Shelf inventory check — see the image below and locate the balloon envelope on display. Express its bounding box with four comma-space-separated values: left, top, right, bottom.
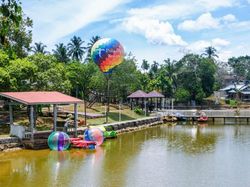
91, 38, 124, 73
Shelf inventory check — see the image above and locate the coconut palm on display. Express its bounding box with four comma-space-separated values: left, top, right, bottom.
202, 46, 218, 59
67, 36, 85, 61
85, 35, 101, 63
141, 59, 149, 73
52, 43, 69, 63
32, 42, 48, 54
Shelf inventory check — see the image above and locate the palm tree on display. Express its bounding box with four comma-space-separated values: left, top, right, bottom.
85, 36, 101, 63
32, 42, 48, 54
141, 59, 149, 73
202, 46, 218, 59
67, 36, 85, 61
52, 43, 69, 63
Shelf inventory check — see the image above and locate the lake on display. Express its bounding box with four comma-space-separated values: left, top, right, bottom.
1, 123, 250, 187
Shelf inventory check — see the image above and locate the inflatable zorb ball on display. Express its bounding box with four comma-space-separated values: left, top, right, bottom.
48, 131, 70, 151
84, 128, 104, 146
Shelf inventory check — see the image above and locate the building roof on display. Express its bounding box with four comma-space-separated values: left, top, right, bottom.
220, 84, 247, 91
147, 91, 164, 98
0, 91, 83, 105
127, 90, 148, 98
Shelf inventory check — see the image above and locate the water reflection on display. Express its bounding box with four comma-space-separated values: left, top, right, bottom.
161, 124, 219, 154
2, 125, 250, 186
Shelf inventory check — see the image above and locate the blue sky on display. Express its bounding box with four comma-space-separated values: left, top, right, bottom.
22, 0, 250, 66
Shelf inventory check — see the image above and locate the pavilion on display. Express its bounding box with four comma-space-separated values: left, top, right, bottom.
0, 91, 83, 140
147, 91, 164, 110
127, 90, 165, 111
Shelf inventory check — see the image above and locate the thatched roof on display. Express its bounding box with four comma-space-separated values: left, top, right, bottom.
127, 90, 148, 98
147, 91, 164, 98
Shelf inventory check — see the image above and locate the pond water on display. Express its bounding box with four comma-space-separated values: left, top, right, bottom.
1, 124, 250, 187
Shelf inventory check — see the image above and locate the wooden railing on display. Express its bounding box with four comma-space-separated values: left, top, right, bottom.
161, 109, 250, 117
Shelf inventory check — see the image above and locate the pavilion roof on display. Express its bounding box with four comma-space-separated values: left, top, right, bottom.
147, 91, 164, 98
127, 90, 148, 98
0, 91, 83, 105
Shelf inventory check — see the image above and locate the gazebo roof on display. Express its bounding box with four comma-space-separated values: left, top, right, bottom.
127, 90, 148, 98
147, 91, 164, 98
0, 91, 83, 105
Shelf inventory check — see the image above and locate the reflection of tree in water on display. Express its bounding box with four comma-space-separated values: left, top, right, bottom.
164, 125, 219, 154
101, 128, 158, 186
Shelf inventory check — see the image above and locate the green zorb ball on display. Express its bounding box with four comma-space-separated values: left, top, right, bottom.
47, 131, 70, 151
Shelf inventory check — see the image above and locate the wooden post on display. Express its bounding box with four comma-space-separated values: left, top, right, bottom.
74, 103, 78, 137
9, 104, 13, 125
53, 104, 57, 131
30, 105, 34, 141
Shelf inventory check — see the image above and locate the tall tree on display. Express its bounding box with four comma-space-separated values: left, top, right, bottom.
85, 35, 101, 63
32, 42, 48, 54
68, 36, 85, 61
52, 43, 69, 63
141, 59, 149, 73
202, 46, 218, 59
0, 0, 32, 58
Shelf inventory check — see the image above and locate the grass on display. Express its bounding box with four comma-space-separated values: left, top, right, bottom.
62, 103, 146, 125
0, 103, 146, 134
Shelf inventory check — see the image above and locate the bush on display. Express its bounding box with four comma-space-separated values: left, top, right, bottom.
134, 107, 144, 115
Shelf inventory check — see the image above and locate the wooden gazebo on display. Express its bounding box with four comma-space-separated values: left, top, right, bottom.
0, 91, 83, 140
127, 90, 148, 110
147, 91, 164, 110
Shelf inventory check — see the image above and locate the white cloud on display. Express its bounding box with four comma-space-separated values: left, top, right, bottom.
127, 0, 236, 20
178, 12, 240, 31
211, 38, 230, 46
22, 0, 128, 46
221, 14, 237, 22
122, 17, 187, 46
178, 13, 219, 31
186, 38, 230, 53
184, 38, 233, 61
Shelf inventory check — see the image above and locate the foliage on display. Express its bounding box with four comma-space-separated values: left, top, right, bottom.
52, 43, 69, 63
228, 56, 250, 80
133, 107, 144, 115
0, 0, 32, 58
68, 36, 85, 61
32, 42, 48, 54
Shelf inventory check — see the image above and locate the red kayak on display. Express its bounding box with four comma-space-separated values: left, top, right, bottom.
197, 116, 208, 122
71, 140, 96, 148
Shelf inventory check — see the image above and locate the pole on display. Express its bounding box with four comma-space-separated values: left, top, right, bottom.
74, 103, 78, 137
84, 100, 87, 126
9, 104, 13, 125
106, 75, 110, 123
53, 104, 57, 131
30, 105, 34, 141
119, 101, 122, 121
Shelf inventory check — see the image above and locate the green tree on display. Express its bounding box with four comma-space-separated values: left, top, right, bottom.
202, 46, 218, 59
52, 43, 69, 63
228, 56, 250, 80
68, 36, 85, 61
32, 42, 48, 54
0, 0, 32, 58
148, 61, 159, 79
141, 59, 149, 73
7, 58, 37, 91
0, 67, 10, 91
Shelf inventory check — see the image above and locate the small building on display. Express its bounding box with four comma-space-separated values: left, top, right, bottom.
0, 91, 83, 142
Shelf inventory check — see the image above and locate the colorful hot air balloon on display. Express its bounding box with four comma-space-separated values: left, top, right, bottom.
91, 38, 124, 74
